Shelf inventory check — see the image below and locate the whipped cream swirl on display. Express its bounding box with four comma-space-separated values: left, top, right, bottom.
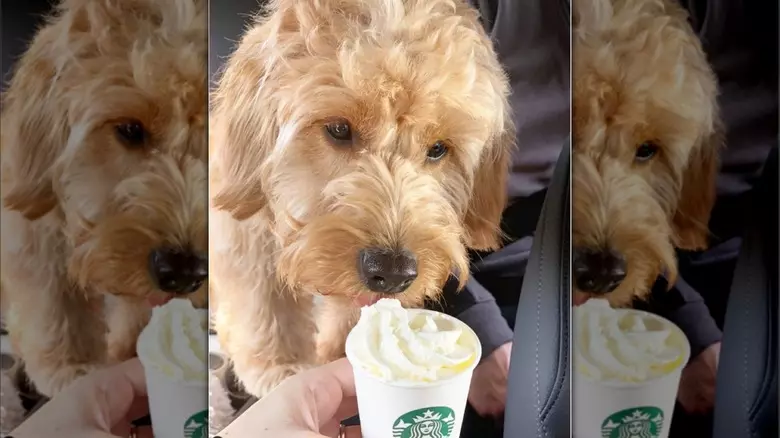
346, 299, 479, 384
137, 298, 208, 383
574, 299, 688, 382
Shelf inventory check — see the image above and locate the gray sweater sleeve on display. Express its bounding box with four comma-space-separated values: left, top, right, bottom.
431, 276, 514, 361
644, 277, 723, 359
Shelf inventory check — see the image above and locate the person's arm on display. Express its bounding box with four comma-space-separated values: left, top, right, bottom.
637, 275, 722, 414
660, 283, 722, 359
428, 275, 514, 418
639, 275, 722, 360
430, 275, 513, 361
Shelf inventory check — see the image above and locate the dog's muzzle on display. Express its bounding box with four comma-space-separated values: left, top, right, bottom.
148, 247, 208, 294
572, 248, 627, 294
357, 247, 417, 294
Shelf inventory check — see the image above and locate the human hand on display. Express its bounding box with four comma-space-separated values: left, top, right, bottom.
11, 358, 151, 438
468, 342, 512, 417
218, 358, 359, 438
677, 342, 720, 414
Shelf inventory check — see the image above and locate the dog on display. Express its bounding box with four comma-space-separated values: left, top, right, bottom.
0, 0, 208, 396
209, 0, 514, 397
571, 0, 722, 307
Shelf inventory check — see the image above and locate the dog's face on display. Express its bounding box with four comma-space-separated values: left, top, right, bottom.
1, 0, 208, 306
571, 0, 721, 306
211, 0, 513, 307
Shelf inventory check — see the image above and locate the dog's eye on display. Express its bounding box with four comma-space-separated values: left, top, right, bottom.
115, 120, 147, 148
635, 141, 659, 162
426, 141, 449, 162
325, 121, 352, 142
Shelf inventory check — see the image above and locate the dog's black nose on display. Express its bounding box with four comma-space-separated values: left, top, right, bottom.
358, 248, 417, 294
149, 247, 207, 294
573, 248, 627, 294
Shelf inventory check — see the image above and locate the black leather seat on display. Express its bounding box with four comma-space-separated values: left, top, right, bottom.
712, 146, 778, 438
503, 143, 570, 438
1, 0, 53, 91
208, 0, 265, 87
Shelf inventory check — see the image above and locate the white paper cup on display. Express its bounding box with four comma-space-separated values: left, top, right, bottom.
141, 363, 209, 438
136, 301, 210, 438
573, 309, 691, 438
345, 309, 481, 438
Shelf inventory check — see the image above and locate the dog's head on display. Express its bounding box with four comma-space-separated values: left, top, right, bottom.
1, 0, 208, 306
571, 0, 722, 306
210, 0, 513, 307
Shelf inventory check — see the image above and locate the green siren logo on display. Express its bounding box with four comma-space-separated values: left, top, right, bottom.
601, 406, 664, 438
183, 409, 208, 438
392, 406, 456, 438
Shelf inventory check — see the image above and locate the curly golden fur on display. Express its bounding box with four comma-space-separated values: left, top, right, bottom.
572, 0, 722, 307
210, 0, 513, 396
0, 0, 208, 396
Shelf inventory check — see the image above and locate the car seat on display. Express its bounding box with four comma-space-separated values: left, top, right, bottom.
712, 146, 778, 438
1, 0, 54, 92
208, 0, 262, 89
503, 143, 571, 438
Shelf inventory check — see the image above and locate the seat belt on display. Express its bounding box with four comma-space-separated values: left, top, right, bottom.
712, 146, 778, 438
503, 141, 571, 438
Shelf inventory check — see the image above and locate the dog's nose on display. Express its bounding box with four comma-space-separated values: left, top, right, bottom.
573, 248, 627, 294
148, 247, 207, 294
358, 248, 417, 294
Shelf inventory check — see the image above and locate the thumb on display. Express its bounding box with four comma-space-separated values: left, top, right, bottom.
295, 359, 357, 430
81, 428, 153, 438
80, 358, 149, 431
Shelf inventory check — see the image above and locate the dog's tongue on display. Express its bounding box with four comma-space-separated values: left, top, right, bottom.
353, 294, 381, 307
572, 292, 590, 306
147, 295, 174, 307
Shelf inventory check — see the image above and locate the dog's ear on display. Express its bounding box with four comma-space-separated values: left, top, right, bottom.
209, 106, 271, 221
1, 39, 69, 220
672, 119, 723, 251
211, 1, 322, 221
209, 5, 304, 221
463, 115, 514, 251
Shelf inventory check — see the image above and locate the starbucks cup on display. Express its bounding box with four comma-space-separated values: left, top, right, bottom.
345, 301, 481, 438
142, 361, 209, 438
573, 305, 691, 438
137, 299, 209, 438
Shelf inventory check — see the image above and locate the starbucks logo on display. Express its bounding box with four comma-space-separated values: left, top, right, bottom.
601, 406, 665, 438
392, 406, 456, 438
183, 410, 208, 438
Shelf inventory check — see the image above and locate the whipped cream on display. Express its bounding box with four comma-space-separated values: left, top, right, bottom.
346, 299, 479, 384
574, 299, 688, 383
136, 299, 208, 383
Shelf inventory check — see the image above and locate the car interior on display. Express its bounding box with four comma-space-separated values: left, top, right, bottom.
712, 146, 778, 438
503, 144, 571, 438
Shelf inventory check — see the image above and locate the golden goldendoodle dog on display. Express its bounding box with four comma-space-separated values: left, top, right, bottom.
572, 0, 722, 307
210, 0, 513, 397
0, 0, 208, 396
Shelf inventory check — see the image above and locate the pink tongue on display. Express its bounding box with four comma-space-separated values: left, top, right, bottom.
353, 294, 381, 307
572, 293, 590, 306
147, 295, 174, 307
